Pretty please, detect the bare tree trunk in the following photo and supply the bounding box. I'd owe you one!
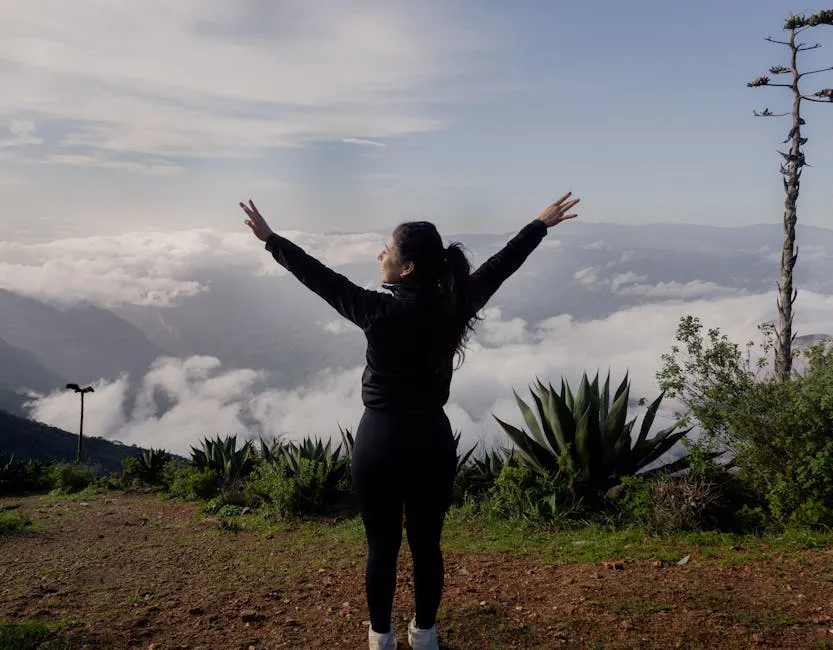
[775,27,802,382]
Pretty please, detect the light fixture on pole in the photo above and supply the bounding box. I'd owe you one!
[66,383,94,464]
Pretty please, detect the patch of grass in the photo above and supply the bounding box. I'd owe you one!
[440,506,833,565]
[0,619,88,650]
[0,510,32,536]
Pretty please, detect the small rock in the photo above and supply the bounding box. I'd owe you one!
[284,618,298,627]
[677,555,690,565]
[620,620,633,630]
[651,560,662,568]
[459,566,469,576]
[240,609,264,623]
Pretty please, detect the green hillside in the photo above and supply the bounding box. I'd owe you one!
[0,410,155,474]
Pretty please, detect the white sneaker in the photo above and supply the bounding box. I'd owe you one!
[408,619,439,650]
[368,624,398,650]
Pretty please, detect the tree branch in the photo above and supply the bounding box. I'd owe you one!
[802,95,833,103]
[754,83,794,88]
[754,109,790,117]
[765,36,791,45]
[800,66,833,77]
[797,43,822,51]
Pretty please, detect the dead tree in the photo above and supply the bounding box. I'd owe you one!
[747,10,833,382]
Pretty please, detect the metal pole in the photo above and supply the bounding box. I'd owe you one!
[76,391,85,464]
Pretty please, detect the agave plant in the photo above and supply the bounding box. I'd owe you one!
[278,435,351,493]
[472,447,510,484]
[337,425,354,457]
[453,431,477,476]
[493,370,693,495]
[257,436,284,463]
[190,435,254,485]
[138,448,170,483]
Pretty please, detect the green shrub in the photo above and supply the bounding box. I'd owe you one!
[168,466,220,501]
[0,510,32,536]
[658,316,833,529]
[727,347,833,527]
[49,464,97,494]
[0,454,50,496]
[484,454,581,524]
[452,447,509,505]
[246,455,353,519]
[107,456,143,490]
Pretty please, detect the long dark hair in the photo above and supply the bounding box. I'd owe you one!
[392,221,482,371]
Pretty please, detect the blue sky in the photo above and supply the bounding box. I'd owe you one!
[0,0,831,242]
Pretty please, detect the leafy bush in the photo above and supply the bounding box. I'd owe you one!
[107,456,143,490]
[657,315,770,444]
[727,344,833,527]
[49,464,97,494]
[494,371,693,503]
[484,454,581,524]
[0,454,50,496]
[167,466,220,501]
[246,454,353,519]
[0,510,32,536]
[659,315,833,528]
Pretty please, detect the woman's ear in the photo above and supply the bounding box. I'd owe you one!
[400,261,415,277]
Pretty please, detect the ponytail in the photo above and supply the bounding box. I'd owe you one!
[438,242,481,369]
[392,222,482,372]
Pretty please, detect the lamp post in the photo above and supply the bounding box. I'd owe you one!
[66,383,94,464]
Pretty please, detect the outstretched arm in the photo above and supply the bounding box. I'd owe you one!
[241,200,389,329]
[469,192,579,312]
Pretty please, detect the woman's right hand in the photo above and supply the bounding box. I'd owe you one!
[537,192,580,228]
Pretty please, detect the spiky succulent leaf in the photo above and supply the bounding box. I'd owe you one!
[634,390,665,450]
[528,387,560,455]
[513,389,546,448]
[492,415,554,473]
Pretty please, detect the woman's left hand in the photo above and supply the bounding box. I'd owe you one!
[240,199,274,242]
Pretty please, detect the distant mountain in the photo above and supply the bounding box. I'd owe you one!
[110,221,833,390]
[0,410,159,474]
[0,338,67,415]
[0,290,169,384]
[0,337,67,392]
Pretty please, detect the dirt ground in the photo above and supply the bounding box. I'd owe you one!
[2,493,833,650]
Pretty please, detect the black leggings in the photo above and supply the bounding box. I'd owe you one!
[352,407,457,634]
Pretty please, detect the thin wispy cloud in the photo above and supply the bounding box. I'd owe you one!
[343,138,386,148]
[0,1,490,163]
[0,120,43,148]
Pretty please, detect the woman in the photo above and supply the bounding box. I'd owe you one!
[240,193,579,650]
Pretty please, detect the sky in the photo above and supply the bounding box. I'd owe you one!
[1,0,831,244]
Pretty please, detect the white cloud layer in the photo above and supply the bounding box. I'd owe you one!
[0,228,383,307]
[25,290,833,456]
